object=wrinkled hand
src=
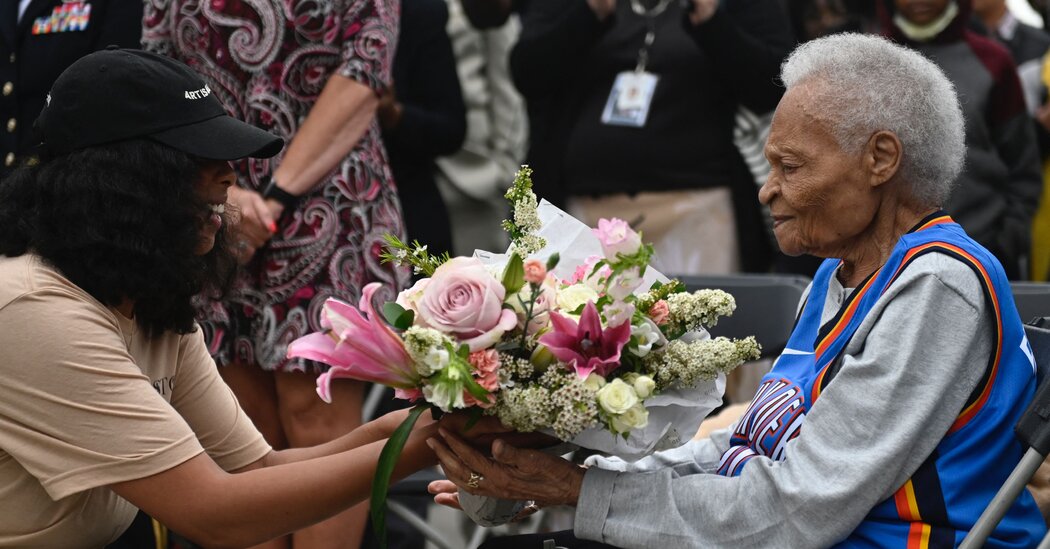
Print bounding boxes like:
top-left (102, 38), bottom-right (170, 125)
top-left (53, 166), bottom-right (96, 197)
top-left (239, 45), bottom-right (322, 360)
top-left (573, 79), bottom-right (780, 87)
top-left (686, 0), bottom-right (718, 25)
top-left (227, 186), bottom-right (277, 263)
top-left (438, 414), bottom-right (561, 451)
top-left (427, 429), bottom-right (585, 507)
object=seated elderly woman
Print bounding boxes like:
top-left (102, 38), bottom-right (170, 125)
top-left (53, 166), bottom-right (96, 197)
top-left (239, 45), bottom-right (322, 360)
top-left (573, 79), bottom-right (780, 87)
top-left (427, 33), bottom-right (1047, 548)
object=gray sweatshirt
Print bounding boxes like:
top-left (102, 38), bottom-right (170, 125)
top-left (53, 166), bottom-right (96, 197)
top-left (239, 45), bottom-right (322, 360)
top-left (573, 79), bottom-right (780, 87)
top-left (574, 253), bottom-right (992, 548)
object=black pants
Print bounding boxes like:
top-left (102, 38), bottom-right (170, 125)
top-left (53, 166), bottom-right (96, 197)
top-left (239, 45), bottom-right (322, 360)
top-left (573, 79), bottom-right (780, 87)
top-left (479, 529), bottom-right (621, 549)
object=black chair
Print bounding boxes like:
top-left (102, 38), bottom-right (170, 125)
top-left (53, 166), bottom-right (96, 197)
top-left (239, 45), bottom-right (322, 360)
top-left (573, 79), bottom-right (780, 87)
top-left (960, 319), bottom-right (1050, 548)
top-left (675, 273), bottom-right (811, 358)
top-left (1011, 282), bottom-right (1050, 324)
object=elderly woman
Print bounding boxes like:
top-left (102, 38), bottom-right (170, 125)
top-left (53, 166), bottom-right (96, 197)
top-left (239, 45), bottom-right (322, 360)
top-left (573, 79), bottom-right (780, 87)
top-left (427, 33), bottom-right (1046, 548)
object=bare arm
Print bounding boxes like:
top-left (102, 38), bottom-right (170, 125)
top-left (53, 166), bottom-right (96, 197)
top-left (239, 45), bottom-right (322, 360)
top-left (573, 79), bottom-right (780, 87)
top-left (230, 73), bottom-right (379, 252)
top-left (111, 413), bottom-right (437, 549)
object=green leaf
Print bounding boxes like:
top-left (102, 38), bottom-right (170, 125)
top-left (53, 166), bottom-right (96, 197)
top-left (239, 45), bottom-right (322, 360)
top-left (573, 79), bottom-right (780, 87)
top-left (545, 252), bottom-right (561, 271)
top-left (464, 406), bottom-right (485, 430)
top-left (370, 404), bottom-right (428, 549)
top-left (381, 302), bottom-right (415, 330)
top-left (502, 253), bottom-right (526, 295)
top-left (382, 302), bottom-right (406, 326)
top-left (463, 375), bottom-right (491, 403)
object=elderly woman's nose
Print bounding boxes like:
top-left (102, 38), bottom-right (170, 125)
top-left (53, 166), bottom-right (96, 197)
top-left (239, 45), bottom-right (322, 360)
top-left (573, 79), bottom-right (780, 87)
top-left (758, 175), bottom-right (777, 205)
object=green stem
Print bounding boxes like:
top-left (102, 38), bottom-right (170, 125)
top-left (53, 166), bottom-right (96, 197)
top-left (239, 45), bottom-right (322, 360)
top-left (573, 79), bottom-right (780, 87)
top-left (518, 283), bottom-right (540, 351)
top-left (370, 404), bottom-right (428, 549)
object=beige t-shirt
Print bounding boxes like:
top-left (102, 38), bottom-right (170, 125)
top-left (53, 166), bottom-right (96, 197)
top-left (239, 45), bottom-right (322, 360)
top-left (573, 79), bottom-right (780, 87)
top-left (0, 255), bottom-right (272, 548)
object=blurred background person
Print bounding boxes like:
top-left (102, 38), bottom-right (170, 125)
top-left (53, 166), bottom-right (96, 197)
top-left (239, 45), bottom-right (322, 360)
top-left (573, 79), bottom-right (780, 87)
top-left (434, 0), bottom-right (529, 257)
top-left (380, 0), bottom-right (467, 260)
top-left (881, 0), bottom-right (1042, 280)
top-left (510, 0), bottom-right (794, 277)
top-left (975, 0), bottom-right (1050, 70)
top-left (143, 2), bottom-right (407, 547)
top-left (0, 0), bottom-right (141, 177)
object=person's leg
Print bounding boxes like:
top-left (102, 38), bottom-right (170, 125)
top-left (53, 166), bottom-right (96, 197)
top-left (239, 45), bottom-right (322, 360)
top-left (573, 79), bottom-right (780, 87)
top-left (275, 372), bottom-right (369, 549)
top-left (218, 360), bottom-right (289, 450)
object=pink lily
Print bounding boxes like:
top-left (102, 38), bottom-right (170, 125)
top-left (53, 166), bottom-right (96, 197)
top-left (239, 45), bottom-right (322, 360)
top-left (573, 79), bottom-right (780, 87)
top-left (539, 301), bottom-right (632, 378)
top-left (287, 283), bottom-right (420, 403)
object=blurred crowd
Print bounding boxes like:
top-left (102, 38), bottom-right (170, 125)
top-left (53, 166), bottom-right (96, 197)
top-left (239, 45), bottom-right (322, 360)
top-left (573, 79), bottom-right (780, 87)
top-left (3, 0), bottom-right (1050, 547)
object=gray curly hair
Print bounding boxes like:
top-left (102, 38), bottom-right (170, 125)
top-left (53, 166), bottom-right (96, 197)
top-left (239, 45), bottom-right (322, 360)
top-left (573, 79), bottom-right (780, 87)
top-left (780, 33), bottom-right (965, 206)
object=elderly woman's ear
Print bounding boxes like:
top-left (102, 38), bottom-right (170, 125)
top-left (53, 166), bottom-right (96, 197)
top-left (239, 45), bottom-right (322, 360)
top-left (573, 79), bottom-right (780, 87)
top-left (865, 130), bottom-right (903, 187)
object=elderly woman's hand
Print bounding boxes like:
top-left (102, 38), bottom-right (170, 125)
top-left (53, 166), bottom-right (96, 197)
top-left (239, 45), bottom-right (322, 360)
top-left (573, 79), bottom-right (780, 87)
top-left (428, 429), bottom-right (586, 507)
top-left (438, 413), bottom-right (562, 451)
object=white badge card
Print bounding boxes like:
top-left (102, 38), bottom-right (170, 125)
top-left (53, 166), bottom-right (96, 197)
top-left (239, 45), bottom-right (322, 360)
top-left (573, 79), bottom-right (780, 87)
top-left (601, 71), bottom-right (659, 128)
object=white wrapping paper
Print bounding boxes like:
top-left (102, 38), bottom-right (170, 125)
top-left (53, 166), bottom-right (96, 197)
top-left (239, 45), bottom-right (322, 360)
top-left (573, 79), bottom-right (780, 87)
top-left (459, 201), bottom-right (729, 526)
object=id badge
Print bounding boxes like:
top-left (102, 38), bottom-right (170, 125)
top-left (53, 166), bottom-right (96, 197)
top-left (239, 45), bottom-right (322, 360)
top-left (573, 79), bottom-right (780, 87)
top-left (601, 71), bottom-right (659, 128)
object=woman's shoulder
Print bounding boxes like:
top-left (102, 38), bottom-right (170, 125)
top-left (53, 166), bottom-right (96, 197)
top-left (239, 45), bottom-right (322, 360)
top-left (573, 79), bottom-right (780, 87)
top-left (0, 253), bottom-right (114, 318)
top-left (886, 251), bottom-right (986, 313)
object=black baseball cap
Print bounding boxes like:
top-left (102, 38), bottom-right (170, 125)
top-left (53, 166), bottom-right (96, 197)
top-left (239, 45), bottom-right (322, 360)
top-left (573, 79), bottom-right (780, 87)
top-left (36, 47), bottom-right (283, 159)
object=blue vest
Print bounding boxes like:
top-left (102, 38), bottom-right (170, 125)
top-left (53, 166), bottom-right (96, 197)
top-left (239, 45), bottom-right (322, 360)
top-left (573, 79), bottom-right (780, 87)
top-left (718, 213), bottom-right (1045, 548)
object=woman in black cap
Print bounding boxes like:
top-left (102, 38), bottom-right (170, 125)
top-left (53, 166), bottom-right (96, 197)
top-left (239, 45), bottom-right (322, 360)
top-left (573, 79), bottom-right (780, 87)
top-left (0, 48), bottom-right (438, 548)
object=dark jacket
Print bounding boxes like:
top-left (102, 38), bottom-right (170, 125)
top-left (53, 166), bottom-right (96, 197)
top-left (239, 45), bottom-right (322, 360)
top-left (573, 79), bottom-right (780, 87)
top-left (0, 0), bottom-right (142, 176)
top-left (510, 0), bottom-right (795, 272)
top-left (383, 0), bottom-right (467, 257)
top-left (880, 0), bottom-right (1042, 279)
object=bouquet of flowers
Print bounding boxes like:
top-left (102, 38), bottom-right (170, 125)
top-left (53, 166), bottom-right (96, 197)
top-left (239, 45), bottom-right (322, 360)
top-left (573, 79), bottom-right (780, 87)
top-left (287, 167), bottom-right (759, 545)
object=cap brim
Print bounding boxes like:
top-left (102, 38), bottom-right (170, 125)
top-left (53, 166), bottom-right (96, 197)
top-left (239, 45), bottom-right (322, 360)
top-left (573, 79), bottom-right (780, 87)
top-left (149, 115), bottom-right (284, 160)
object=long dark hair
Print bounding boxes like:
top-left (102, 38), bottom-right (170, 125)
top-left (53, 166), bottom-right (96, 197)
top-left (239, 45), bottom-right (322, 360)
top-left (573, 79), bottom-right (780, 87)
top-left (0, 139), bottom-right (238, 337)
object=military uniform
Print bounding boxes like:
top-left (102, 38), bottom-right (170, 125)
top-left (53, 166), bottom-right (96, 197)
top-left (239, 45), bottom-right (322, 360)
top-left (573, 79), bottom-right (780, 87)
top-left (0, 0), bottom-right (141, 175)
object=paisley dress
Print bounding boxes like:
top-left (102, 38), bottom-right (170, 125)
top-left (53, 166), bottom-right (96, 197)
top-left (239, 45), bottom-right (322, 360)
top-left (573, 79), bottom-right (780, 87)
top-left (144, 0), bottom-right (409, 372)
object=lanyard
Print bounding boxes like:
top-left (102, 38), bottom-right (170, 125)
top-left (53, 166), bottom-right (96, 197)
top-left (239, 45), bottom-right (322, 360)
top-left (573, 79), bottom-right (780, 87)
top-left (628, 0), bottom-right (674, 72)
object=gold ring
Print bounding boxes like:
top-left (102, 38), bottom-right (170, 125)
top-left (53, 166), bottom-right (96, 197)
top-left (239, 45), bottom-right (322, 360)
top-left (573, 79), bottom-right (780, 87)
top-left (467, 471), bottom-right (483, 489)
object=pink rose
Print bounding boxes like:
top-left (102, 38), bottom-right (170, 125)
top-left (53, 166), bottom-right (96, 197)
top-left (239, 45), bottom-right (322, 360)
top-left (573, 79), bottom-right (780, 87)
top-left (523, 259), bottom-right (547, 285)
top-left (414, 257), bottom-right (518, 351)
top-left (464, 349), bottom-right (501, 408)
top-left (593, 218), bottom-right (643, 262)
top-left (648, 300), bottom-right (670, 325)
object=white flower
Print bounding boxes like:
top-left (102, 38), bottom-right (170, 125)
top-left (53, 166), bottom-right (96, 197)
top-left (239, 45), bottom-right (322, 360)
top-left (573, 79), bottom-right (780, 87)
top-left (423, 382), bottom-right (466, 413)
top-left (583, 373), bottom-right (607, 392)
top-left (632, 375), bottom-right (656, 399)
top-left (396, 278), bottom-right (430, 313)
top-left (596, 378), bottom-right (638, 415)
top-left (606, 266), bottom-right (644, 301)
top-left (419, 348), bottom-right (449, 377)
top-left (610, 403), bottom-right (649, 433)
top-left (557, 283), bottom-right (599, 313)
top-left (603, 300), bottom-right (635, 328)
top-left (629, 318), bottom-right (665, 358)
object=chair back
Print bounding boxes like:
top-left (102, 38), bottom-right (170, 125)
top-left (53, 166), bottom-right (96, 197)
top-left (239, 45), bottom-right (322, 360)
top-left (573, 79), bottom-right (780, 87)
top-left (675, 274), bottom-right (811, 358)
top-left (1018, 321), bottom-right (1050, 455)
top-left (1011, 282), bottom-right (1050, 324)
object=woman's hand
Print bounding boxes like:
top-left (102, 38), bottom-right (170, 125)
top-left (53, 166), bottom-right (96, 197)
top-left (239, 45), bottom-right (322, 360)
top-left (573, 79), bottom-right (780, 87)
top-left (227, 186), bottom-right (277, 262)
top-left (587, 0), bottom-right (616, 21)
top-left (426, 479), bottom-right (463, 510)
top-left (428, 429), bottom-right (586, 507)
top-left (686, 0), bottom-right (718, 25)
